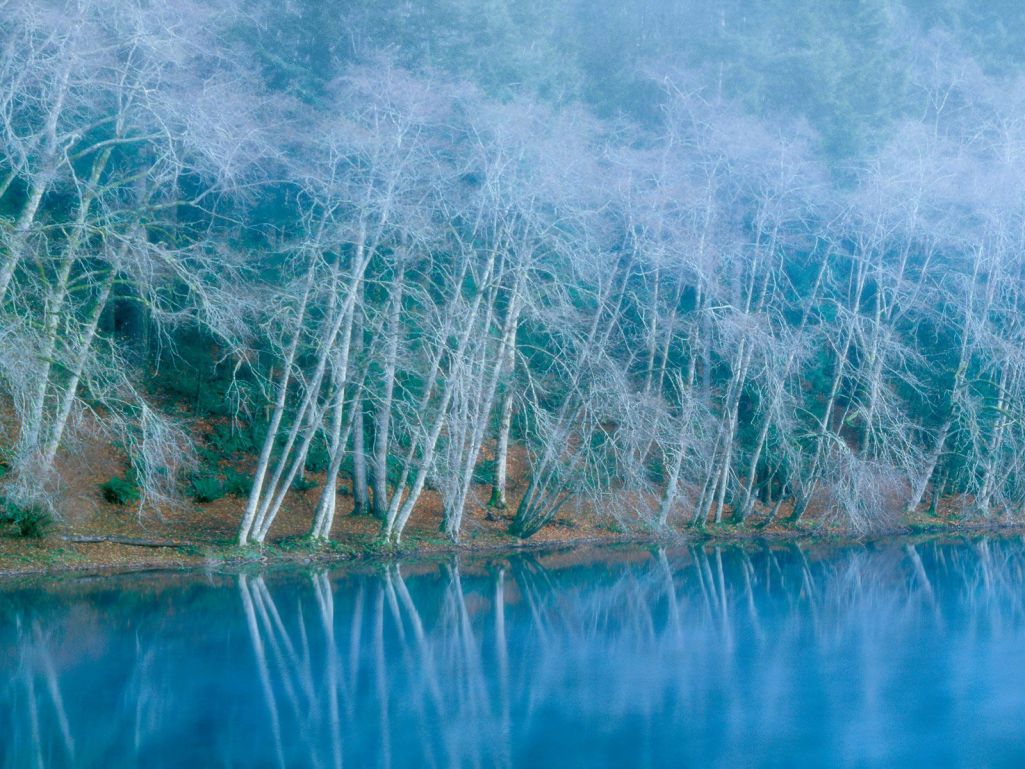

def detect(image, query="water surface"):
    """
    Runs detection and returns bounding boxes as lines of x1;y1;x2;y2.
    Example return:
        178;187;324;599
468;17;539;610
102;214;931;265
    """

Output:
3;539;1025;768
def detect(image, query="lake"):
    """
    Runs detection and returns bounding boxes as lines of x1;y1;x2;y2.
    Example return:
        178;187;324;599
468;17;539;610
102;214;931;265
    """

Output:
2;539;1025;768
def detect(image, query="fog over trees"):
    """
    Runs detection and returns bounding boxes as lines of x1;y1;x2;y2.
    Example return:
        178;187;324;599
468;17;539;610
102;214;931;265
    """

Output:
3;0;1025;544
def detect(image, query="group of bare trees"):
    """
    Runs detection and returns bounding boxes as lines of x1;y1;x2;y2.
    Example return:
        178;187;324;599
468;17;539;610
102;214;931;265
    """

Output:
3;2;1025;542
0;0;265;512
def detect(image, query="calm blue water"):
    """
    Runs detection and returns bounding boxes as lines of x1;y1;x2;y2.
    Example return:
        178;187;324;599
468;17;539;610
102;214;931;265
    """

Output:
2;540;1025;768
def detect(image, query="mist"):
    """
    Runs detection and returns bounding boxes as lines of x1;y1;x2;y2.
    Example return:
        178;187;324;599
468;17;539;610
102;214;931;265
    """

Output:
2;0;1025;543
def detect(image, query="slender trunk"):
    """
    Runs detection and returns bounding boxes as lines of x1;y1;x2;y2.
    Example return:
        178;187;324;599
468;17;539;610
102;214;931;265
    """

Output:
0;62;72;304
252;238;373;542
253;390;325;543
976;366;1010;515
310;368;348;538
445;283;522;539
905;419;951;515
238;272;315;544
22;148;113;455
352;395;370;516
511;253;633;536
643;266;660;395
658;404;690;527
372;262;405;517
311;301;358;538
710;339;756;524
354;403;371;518
351;295;370;516
789;257;867;524
788;330;850;525
41;268;117;463
385;249;499;543
490;387;514;510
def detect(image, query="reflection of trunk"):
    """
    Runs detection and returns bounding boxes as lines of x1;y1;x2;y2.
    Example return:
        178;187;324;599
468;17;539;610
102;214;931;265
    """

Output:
385;566;444;764
658;548;683;641
494;568;511;769
17;622;77;767
239;576;286;769
241;575;324;762
904;544;939;616
374;586;392;769
312;572;343;769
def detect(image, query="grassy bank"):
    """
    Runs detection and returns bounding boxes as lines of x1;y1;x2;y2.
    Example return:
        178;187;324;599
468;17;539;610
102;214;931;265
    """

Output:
3;503;1023;581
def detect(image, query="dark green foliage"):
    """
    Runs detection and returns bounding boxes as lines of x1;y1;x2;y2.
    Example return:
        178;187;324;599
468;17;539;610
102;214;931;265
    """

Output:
304;437;330;474
151;329;250;418
0;498;51;538
207;423;259;457
472;457;496;485
190;474;227;504
291;475;318;493
222;468;253;498
188;466;253;504
101;474;142;506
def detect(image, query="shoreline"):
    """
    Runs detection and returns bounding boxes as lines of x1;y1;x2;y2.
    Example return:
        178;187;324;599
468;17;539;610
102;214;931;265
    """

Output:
3;516;1024;583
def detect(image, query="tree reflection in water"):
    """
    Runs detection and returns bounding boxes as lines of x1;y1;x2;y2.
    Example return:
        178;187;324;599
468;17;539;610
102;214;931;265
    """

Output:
3;540;1025;768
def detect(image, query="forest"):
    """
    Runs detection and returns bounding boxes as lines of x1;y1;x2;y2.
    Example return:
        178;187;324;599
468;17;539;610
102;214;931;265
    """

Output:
3;0;1025;547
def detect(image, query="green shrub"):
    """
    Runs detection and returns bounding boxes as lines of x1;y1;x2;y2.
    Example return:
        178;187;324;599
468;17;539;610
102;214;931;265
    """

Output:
304;437;330;474
222;467;253;497
101;474;141;506
207;423;257;457
0;498;51;538
190;474;226;503
472;457;496;484
291;475;318;493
